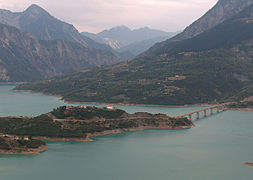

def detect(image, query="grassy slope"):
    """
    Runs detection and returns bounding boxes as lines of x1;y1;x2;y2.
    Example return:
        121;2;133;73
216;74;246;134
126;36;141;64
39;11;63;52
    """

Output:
15;48;253;105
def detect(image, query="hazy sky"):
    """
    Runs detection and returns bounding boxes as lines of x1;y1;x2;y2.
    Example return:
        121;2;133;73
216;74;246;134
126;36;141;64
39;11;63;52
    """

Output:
0;0;218;33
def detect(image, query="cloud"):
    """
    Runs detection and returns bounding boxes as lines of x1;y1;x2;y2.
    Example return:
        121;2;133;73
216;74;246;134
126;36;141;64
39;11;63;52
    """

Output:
0;0;218;32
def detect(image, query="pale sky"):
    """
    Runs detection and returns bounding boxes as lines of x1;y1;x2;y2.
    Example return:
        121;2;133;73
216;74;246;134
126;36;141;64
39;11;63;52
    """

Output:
0;0;218;33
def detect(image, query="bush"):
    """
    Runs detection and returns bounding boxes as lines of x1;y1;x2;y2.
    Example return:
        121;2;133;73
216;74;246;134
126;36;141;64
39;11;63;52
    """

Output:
0;138;11;150
26;139;46;148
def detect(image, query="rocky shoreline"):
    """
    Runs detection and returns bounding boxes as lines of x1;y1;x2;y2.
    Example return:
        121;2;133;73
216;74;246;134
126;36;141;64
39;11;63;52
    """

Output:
0;125;193;155
0;145;49;155
85;125;193;141
0;134;49;155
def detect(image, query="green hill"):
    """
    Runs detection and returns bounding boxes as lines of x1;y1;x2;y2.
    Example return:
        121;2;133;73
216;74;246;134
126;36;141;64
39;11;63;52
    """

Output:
0;106;193;139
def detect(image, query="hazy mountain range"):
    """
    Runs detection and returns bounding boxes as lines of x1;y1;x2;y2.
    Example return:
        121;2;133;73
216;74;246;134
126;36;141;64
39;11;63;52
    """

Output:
82;26;179;56
0;4;112;51
0;4;179;82
17;0;253;105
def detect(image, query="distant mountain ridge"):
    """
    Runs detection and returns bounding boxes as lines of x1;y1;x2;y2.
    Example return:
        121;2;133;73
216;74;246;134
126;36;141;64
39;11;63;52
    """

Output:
0;4;113;51
117;36;171;56
82;26;179;56
96;26;171;47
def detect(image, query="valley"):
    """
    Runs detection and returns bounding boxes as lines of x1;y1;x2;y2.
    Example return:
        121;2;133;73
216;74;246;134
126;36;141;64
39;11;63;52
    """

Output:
0;0;253;178
82;26;179;57
14;0;253;106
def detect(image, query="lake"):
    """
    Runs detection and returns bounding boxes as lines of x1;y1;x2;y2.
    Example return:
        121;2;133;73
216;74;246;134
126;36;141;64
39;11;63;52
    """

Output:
0;84;252;180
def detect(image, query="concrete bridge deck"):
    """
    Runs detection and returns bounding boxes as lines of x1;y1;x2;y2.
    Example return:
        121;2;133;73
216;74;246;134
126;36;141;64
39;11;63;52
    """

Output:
177;104;228;121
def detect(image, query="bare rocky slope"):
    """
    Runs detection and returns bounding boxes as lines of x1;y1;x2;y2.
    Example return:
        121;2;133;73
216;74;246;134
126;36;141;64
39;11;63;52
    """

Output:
143;0;253;56
0;5;120;82
0;24;117;82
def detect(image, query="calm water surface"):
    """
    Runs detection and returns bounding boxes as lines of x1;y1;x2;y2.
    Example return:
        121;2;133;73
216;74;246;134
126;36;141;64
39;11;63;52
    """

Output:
0;84;252;180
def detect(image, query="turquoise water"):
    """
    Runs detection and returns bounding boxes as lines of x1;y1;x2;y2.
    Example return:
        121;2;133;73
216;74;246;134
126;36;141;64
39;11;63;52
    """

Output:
0;84;252;180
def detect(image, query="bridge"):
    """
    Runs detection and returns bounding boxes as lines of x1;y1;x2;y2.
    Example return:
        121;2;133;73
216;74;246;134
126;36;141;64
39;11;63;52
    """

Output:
177;104;228;121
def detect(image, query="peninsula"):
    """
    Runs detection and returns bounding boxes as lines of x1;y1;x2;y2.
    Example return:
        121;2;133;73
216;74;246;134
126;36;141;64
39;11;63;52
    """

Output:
0;106;193;154
0;135;48;155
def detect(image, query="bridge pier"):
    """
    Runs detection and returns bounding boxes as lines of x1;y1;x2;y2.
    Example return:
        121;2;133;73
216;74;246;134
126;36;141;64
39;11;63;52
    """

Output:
178;104;227;121
188;114;192;121
196;112;200;119
204;110;207;117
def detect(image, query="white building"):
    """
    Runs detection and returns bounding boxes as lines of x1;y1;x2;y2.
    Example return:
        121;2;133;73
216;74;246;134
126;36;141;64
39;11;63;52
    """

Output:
107;105;114;110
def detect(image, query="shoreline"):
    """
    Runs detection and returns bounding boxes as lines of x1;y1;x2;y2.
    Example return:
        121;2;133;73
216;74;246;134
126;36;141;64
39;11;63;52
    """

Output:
0;125;193;155
0;145;49;155
32;136;90;142
30;125;193;142
64;100;211;108
9;84;253;110
13;89;211;108
228;108;253;112
13;89;253;111
85;125;193;141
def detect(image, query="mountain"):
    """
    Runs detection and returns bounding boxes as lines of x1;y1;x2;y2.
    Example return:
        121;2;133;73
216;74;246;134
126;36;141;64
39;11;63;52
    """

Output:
117;36;171;56
0;4;122;82
144;0;253;56
15;0;253;105
82;26;179;56
0;4;113;51
0;23;117;82
175;0;253;41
